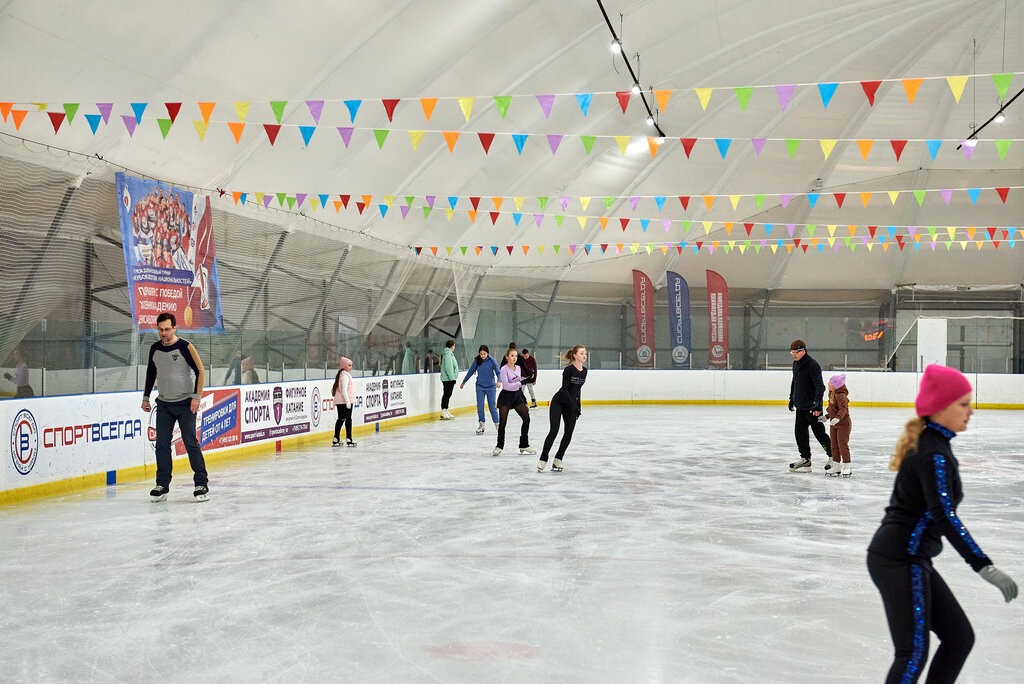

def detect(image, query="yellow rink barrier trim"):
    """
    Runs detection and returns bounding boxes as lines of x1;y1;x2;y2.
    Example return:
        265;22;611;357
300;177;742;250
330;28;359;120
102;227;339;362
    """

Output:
2;399;1021;506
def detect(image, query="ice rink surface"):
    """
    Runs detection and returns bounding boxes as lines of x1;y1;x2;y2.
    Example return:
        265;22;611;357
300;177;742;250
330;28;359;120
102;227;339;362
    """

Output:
2;405;1022;683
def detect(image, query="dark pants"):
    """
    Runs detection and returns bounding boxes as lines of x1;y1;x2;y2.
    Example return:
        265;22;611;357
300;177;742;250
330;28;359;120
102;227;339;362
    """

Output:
155;398;208;487
794;409;831;460
334;405;353;441
867;553;974;683
15;385;34;398
497;403;531;449
441;380;456;410
540;395;578;462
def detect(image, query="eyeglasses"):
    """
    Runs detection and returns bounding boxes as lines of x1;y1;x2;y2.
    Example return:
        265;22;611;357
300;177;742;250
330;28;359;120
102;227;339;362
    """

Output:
790;349;805;354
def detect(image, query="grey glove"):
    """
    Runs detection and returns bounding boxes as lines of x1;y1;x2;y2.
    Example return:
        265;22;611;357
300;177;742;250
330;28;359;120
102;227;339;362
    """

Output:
818;415;830;424
979;565;1018;602
829;417;840;426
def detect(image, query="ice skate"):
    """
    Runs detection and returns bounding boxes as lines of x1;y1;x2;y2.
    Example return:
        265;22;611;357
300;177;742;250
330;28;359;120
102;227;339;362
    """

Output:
193;485;209;502
824;459;840;476
475;421;485;435
788;457;812;473
840;462;852;478
442;409;455;420
346;440;357;448
537;459;547;472
492;447;502;456
551;458;563;472
332;438;342;447
520;446;537;455
530;402;538;409
150;484;168;502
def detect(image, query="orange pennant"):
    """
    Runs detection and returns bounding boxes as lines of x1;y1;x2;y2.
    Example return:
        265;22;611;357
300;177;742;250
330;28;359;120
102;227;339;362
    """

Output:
11;109;27;130
703;195;715;210
653;89;672;112
198;102;215;125
420;98;438;121
856;139;873;160
0;102;13;121
859;192;872;207
442;131;460;152
227;122;246;143
491;197;503;210
901;78;923;104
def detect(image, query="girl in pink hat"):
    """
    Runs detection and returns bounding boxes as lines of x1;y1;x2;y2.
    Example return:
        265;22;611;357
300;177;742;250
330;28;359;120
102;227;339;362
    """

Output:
824;374;851;477
332;357;357;447
867;364;1016;682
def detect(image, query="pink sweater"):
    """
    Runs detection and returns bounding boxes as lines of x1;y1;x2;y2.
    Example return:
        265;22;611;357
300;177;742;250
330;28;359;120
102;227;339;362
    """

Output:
334;370;355;405
500;364;522;391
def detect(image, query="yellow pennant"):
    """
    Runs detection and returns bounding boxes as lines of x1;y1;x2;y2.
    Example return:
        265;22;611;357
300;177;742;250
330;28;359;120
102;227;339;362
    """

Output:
660;245;668;254
457;96;474;121
408;130;425;150
192;120;208;141
614;136;630;154
446;247;452;255
828;237;836;247
631;243;639;253
694;88;713;111
445;208;454;221
946;76;969;103
729;195;741;210
234;101;251;122
866;243;874;252
770;244;778;254
959;240;968;250
703;221;713;234
577;215;587;230
254;192;265;205
820;139;837;159
538;245;545;255
888;191;900;205
946;226;957;239
514;196;525;211
579;197;591;211
827;225;837;237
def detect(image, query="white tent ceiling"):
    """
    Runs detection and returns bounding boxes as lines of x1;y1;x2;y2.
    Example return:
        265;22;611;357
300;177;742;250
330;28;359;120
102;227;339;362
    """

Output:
1;0;1022;292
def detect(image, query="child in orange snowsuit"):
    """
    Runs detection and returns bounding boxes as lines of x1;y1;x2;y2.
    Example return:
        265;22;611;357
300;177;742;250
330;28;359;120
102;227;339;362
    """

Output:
825;374;852;477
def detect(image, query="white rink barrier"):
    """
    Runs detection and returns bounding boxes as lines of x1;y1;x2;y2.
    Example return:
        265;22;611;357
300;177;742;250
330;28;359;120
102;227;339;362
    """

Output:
3;369;1022;499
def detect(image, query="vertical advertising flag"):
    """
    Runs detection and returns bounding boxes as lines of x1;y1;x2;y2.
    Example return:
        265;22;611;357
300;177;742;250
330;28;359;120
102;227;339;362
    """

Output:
665;271;691;368
706;269;730;367
632;269;655;368
116;172;224;333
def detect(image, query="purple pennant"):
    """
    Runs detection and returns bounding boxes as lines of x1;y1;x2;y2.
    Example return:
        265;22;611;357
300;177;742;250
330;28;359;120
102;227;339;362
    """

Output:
751;138;767;157
861;236;870;245
306;100;324;124
907;226;917;237
940;189;953;205
780;194;793;209
786;223;796;237
960;141;976;160
760;240;767;248
547;134;562;154
263;195;273;208
534;214;544;226
295;193;307;208
775;85;796;111
559;196;570;211
536;94;555;119
97;103;113;124
662;220;672;232
120;115;137;137
337;127;354;147
629;196;640;212
834;243;840;252
425;195;435;209
400;205;411;219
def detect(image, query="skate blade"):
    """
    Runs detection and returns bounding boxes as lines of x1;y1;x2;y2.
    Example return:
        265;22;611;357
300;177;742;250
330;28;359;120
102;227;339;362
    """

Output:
194;494;209;502
788;468;812;473
150;494;167;502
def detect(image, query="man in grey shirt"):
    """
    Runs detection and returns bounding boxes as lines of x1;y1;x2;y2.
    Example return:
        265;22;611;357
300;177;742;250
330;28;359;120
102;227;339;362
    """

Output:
142;312;209;502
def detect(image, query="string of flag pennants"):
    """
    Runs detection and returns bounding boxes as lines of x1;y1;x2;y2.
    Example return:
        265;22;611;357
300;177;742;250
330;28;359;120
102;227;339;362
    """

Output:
412;228;1024;259
222;185;1019;217
1;72;1016;136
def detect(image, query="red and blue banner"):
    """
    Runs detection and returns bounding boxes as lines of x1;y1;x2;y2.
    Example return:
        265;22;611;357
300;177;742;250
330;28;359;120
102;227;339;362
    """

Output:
116;172;224;333
666;271;691;368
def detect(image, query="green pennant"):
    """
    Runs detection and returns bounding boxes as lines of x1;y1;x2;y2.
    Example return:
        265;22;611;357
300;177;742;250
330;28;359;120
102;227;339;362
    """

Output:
744;240;751;249
537;197;549;211
373;129;389;149
681;220;691;234
493;96;511;119
270;100;287;124
405;196;415;207
784;139;801;158
753;244;762;253
553;244;560;254
423;207;432;219
554;215;564;227
945;241;953;250
806;224;816;237
460;246;468;255
843;237;852;249
913;190;926;206
276;193;287;207
604;197;614;211
63;103;79;124
754;195;766;209
991;73;1013;100
995;139;1011;161
733;87;753;112
580;135;596;155
723;244;732;254
286;196;296;210
157;118;173;139
927;227;938;238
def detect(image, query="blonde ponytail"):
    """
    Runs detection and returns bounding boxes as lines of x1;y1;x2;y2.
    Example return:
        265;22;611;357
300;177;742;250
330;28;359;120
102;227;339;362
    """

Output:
889;417;927;471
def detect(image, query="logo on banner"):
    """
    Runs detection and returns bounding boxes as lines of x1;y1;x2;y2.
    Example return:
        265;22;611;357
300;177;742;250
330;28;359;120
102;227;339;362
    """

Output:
311;386;321;427
10;409;39;475
382;379;389;410
273;386;283;425
712;344;724;358
672;346;689;365
637;345;653;365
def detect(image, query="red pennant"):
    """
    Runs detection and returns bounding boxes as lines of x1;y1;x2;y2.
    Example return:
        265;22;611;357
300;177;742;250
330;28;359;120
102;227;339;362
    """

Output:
695;241;704;251
489;211;500;225
478;132;494;154
338;194;350;208
415;247;422;255
868;225;878;238
678;195;690;210
165;102;181;123
382;99;400;121
744;223;754;236
987;227;997;240
601;244;608;252
890;140;907;161
469;197;481;210
263;124;281;145
801;244;809;253
619;218;630;231
896;235;905;249
996;187;1009;203
47;111;66;132
834;192;846;208
794;238;802;248
356;202;366;214
860;81;882;106
615;91;631;113
506;245;514;255
680;138;697;158
676;245;682;254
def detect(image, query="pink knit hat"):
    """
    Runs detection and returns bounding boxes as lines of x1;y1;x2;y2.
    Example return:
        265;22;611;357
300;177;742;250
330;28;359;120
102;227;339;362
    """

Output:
339;356;352;369
828;373;846;389
916;364;972;417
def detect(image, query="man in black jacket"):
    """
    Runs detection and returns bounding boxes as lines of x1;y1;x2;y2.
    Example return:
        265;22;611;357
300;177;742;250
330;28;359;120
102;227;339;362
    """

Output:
788;339;832;472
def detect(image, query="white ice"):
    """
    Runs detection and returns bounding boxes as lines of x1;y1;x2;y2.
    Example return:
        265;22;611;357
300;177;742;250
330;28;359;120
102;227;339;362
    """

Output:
2;405;1022;683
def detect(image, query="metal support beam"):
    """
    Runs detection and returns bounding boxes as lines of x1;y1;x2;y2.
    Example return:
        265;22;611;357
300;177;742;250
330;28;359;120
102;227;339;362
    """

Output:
306;248;349;335
532;281;561;349
84;241;94;368
11;183;77;320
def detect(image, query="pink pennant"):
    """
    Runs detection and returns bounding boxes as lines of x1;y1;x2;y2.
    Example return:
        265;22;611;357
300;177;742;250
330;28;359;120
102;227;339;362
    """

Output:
546;134;563;154
97;103;113;124
960;141;976;160
533;214;544;226
629;197;640;212
907;226;917;237
263;195;273;208
559;197;570;211
775;85;796;111
780;194;793;209
120;115;138;137
940;189;953;205
751;138;767;157
536;94;555;119
786;223;796;237
337;127;354;147
400;205;411;219
425;195;435;209
306;100;324;124
662;220;672;232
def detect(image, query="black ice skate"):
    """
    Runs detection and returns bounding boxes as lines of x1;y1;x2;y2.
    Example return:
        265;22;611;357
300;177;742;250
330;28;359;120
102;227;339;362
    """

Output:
150;484;168;502
193;485;209;502
789;458;812;473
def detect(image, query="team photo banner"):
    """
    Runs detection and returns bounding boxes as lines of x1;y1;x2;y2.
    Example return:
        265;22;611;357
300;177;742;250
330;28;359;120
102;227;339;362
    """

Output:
116;172;224;333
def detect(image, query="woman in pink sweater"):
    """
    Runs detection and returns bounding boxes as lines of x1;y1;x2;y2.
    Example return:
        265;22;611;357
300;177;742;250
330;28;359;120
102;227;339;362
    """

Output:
493;348;534;456
332;356;357;447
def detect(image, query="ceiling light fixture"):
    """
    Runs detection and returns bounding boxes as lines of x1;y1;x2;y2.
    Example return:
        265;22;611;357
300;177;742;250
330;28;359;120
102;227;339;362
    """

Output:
596;0;666;138
956;86;1022;149
610;39;622;54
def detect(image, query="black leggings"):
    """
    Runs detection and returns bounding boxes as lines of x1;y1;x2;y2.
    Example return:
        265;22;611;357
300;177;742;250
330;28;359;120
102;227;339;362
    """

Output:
497;403;531;449
334;405;353;441
540;395;578;462
867;553;974;683
794;408;832;459
441;380;456;410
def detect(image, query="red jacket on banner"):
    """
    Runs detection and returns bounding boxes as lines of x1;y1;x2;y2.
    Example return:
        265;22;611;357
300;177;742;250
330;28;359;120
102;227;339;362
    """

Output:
706;270;730;367
632;269;655;367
